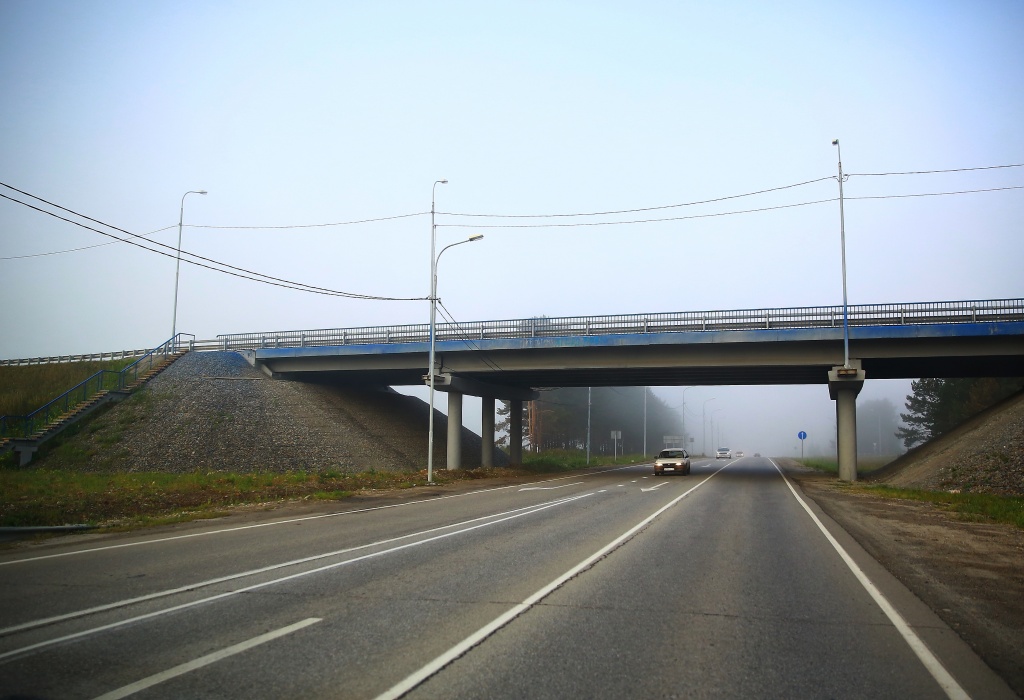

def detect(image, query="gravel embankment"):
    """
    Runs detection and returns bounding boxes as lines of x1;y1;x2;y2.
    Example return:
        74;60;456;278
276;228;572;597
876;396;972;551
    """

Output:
870;390;1024;496
38;351;504;473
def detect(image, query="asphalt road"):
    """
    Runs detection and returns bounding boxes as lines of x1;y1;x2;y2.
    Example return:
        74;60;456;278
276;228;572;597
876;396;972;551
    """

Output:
0;458;1016;699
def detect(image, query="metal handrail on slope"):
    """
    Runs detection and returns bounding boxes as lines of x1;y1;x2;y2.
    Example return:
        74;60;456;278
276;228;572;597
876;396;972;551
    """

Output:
213;298;1024;351
0;334;194;439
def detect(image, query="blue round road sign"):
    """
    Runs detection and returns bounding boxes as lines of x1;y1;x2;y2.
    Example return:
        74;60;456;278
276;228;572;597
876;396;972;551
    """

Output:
798;431;807;440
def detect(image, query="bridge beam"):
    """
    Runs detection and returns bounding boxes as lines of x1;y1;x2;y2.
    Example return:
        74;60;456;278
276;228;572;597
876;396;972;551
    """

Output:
481;396;495;468
829;361;866;482
447;391;463;470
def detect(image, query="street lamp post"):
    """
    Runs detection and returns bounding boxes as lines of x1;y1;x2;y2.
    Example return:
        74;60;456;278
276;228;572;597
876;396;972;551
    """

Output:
702;397;716;456
427;180;447;484
680;386;694;448
832;139;850;368
171;189;207;348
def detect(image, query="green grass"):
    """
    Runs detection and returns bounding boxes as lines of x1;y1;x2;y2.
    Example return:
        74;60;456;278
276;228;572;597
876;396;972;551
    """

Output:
522;449;648;472
858;485;1024;529
0;359;134;417
795;456;894;475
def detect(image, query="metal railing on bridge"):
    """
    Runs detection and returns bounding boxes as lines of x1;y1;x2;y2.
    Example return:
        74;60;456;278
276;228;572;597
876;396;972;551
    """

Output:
213;298;1024;351
0;334;194;439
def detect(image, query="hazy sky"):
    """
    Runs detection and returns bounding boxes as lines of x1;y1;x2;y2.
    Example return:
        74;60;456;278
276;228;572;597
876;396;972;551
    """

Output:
2;1;1021;456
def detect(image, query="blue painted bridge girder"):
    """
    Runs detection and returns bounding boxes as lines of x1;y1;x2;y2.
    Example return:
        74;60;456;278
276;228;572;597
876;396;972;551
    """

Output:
248;320;1024;392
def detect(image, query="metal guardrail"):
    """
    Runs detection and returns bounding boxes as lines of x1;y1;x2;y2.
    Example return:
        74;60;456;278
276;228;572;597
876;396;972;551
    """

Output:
0;334;194;439
0;348;153;367
213;299;1024;351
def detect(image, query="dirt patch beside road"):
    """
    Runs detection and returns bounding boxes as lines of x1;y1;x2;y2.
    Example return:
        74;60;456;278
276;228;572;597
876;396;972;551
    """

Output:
788;466;1024;696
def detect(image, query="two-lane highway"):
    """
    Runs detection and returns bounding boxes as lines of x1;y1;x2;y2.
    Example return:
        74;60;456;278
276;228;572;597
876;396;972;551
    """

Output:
0;458;1015;698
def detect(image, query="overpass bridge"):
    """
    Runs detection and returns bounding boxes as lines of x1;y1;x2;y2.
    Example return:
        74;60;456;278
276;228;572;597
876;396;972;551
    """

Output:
202;298;1022;481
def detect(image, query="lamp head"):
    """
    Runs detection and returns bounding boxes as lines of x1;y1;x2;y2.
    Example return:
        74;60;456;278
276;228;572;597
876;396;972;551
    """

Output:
469;234;483;242
198;190;208;195
439;179;448;184
831;139;839;146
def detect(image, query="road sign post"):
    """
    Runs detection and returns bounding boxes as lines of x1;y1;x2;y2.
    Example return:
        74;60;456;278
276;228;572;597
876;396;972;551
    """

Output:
798;431;807;459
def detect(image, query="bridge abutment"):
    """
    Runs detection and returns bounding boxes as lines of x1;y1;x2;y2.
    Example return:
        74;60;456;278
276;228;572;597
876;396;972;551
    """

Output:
829;361;866;482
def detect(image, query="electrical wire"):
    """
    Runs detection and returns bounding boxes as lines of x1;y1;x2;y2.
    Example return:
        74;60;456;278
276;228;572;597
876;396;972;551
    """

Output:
0;189;425;301
435;300;507;373
437;198;837;228
0;225;176;260
847;185;1024;201
189;212;428;229
849;163;1024;177
436;176;835;219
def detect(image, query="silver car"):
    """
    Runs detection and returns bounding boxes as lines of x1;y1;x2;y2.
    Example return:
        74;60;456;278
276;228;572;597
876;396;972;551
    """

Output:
654;448;690;475
716;447;732;459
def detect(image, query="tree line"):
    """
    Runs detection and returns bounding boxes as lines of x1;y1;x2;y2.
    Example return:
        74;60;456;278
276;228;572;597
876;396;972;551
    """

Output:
897;377;1023;448
497;387;684;456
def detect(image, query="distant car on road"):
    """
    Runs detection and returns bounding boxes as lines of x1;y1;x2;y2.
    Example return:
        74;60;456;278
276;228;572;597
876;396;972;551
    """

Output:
715;447;732;459
754;452;761;457
735;450;744;457
654;448;690;475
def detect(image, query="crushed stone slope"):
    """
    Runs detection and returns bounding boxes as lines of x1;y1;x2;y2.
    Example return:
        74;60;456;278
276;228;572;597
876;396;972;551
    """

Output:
869;390;1024;496
36;351;503;473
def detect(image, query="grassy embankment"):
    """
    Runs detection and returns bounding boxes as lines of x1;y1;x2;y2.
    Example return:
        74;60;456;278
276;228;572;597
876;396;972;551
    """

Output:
2;362;641;530
0;443;640;529
795;457;1024;529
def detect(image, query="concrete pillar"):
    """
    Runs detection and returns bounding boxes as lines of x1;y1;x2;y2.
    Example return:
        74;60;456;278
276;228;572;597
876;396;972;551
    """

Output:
447;390;463;470
481;396;495;468
510;399;523;465
828;362;865;483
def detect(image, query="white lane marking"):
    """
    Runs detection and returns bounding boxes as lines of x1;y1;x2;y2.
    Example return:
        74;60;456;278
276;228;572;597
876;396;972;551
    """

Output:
374;461;733;700
0;491;593;638
0;494;593;662
1;467;635;567
519;482;584;491
640;481;668;492
0;494;590;638
91;617;321;700
770;460;970;700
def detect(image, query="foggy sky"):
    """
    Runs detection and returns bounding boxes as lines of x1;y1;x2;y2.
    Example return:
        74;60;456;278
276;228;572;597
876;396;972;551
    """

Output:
2;2;1021;457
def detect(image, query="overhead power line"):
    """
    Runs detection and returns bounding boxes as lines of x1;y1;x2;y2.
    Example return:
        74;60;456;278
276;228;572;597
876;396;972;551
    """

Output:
850;163;1024;177
189;211;428;230
0;225;176;260
437;176;835;219
0;185;425;301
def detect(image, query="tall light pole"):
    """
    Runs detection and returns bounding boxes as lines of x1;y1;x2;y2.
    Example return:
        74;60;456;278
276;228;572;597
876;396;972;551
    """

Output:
680;386;695;449
832;139;850;368
702;397;716;456
427;233;483;482
172;190;207;347
710;408;724;452
642;386;647;457
427;179;447;484
586;386;592;465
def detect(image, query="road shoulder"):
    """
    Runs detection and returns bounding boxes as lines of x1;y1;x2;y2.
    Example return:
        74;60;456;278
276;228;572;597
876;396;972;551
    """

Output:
787;466;1024;697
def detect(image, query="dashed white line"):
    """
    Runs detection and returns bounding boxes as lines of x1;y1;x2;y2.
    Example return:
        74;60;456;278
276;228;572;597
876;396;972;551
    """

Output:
91;617;321;700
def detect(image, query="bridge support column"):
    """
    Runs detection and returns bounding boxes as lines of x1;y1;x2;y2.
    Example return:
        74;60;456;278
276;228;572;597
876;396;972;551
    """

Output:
510;399;523;465
447;390;463;470
829;361;865;483
481;396;495;468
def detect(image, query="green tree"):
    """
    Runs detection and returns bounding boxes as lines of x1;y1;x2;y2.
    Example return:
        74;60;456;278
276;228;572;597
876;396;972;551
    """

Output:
898;377;1023;449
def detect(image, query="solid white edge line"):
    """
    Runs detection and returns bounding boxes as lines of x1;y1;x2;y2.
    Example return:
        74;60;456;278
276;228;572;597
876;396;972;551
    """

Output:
0;494;594;662
770;459;970;700
0;493;588;637
0;466;635;567
373;462;733;700
91;617;321;700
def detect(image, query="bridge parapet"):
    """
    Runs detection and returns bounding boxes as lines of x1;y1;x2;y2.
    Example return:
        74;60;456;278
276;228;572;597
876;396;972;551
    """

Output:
213;298;1024;352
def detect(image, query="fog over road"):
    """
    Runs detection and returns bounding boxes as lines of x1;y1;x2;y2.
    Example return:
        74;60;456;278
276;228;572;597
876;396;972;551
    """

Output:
0;459;1014;699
